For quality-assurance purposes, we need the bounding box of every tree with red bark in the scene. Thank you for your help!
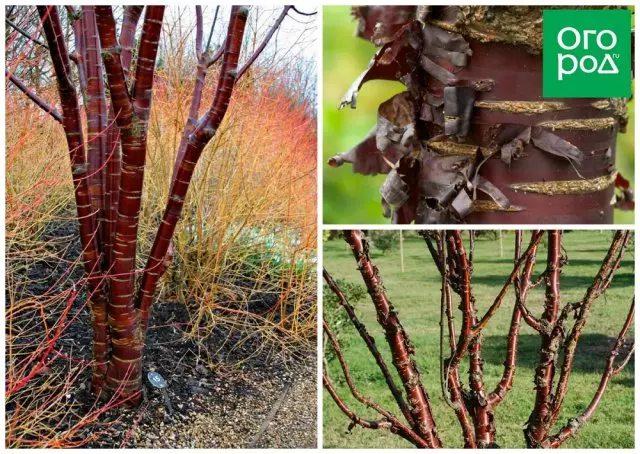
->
[324,230,633,448]
[6,5,310,406]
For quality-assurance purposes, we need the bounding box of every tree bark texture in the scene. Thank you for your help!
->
[329,6,632,224]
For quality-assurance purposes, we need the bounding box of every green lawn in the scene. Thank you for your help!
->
[323,231,634,448]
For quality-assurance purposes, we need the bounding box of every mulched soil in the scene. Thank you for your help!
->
[6,219,317,449]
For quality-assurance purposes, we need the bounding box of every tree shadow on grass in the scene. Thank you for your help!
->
[481,333,635,384]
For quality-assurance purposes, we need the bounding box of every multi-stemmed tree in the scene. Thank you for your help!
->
[324,230,633,448]
[6,5,308,406]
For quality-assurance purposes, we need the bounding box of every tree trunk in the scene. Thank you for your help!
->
[329,6,631,224]
[21,5,298,407]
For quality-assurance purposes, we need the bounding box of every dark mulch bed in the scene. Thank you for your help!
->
[6,219,317,448]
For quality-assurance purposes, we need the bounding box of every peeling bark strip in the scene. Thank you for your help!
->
[329,6,633,223]
[16,6,293,406]
[325,230,633,448]
[343,230,441,447]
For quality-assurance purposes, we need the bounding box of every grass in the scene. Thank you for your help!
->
[323,231,634,448]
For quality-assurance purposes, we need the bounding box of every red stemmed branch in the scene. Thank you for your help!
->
[82,6,108,247]
[136,6,249,334]
[120,6,144,82]
[544,298,634,448]
[324,230,633,448]
[172,5,294,181]
[323,320,428,447]
[323,267,416,429]
[342,230,442,447]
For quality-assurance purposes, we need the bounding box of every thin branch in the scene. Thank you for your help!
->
[323,374,393,431]
[236,6,292,80]
[543,299,634,448]
[6,18,49,49]
[204,5,220,53]
[548,230,630,427]
[323,321,426,447]
[6,70,62,123]
[323,268,416,431]
[473,231,545,334]
[291,6,317,16]
[487,230,540,409]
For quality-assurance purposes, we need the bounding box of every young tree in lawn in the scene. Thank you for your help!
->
[328,6,634,223]
[324,230,633,448]
[7,5,302,405]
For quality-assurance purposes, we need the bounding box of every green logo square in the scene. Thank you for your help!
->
[543,9,631,98]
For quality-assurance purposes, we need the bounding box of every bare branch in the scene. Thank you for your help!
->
[543,299,634,448]
[323,268,415,430]
[6,70,62,123]
[548,230,631,427]
[323,321,426,447]
[344,230,441,448]
[237,6,292,81]
[6,18,48,49]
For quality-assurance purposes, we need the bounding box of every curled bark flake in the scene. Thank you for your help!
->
[341,21,422,109]
[377,92,417,153]
[420,153,471,206]
[500,126,531,165]
[380,169,410,217]
[473,175,511,210]
[328,128,403,175]
[420,55,458,85]
[530,127,582,166]
[422,23,472,67]
[352,6,417,43]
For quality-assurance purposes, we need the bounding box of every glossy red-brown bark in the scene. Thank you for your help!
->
[344,230,442,448]
[82,6,108,246]
[38,6,109,392]
[137,7,249,334]
[120,6,144,81]
[21,5,289,405]
[325,230,632,448]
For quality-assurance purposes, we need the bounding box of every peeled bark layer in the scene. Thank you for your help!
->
[329,6,632,224]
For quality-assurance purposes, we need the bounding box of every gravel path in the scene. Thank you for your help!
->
[131,360,317,448]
